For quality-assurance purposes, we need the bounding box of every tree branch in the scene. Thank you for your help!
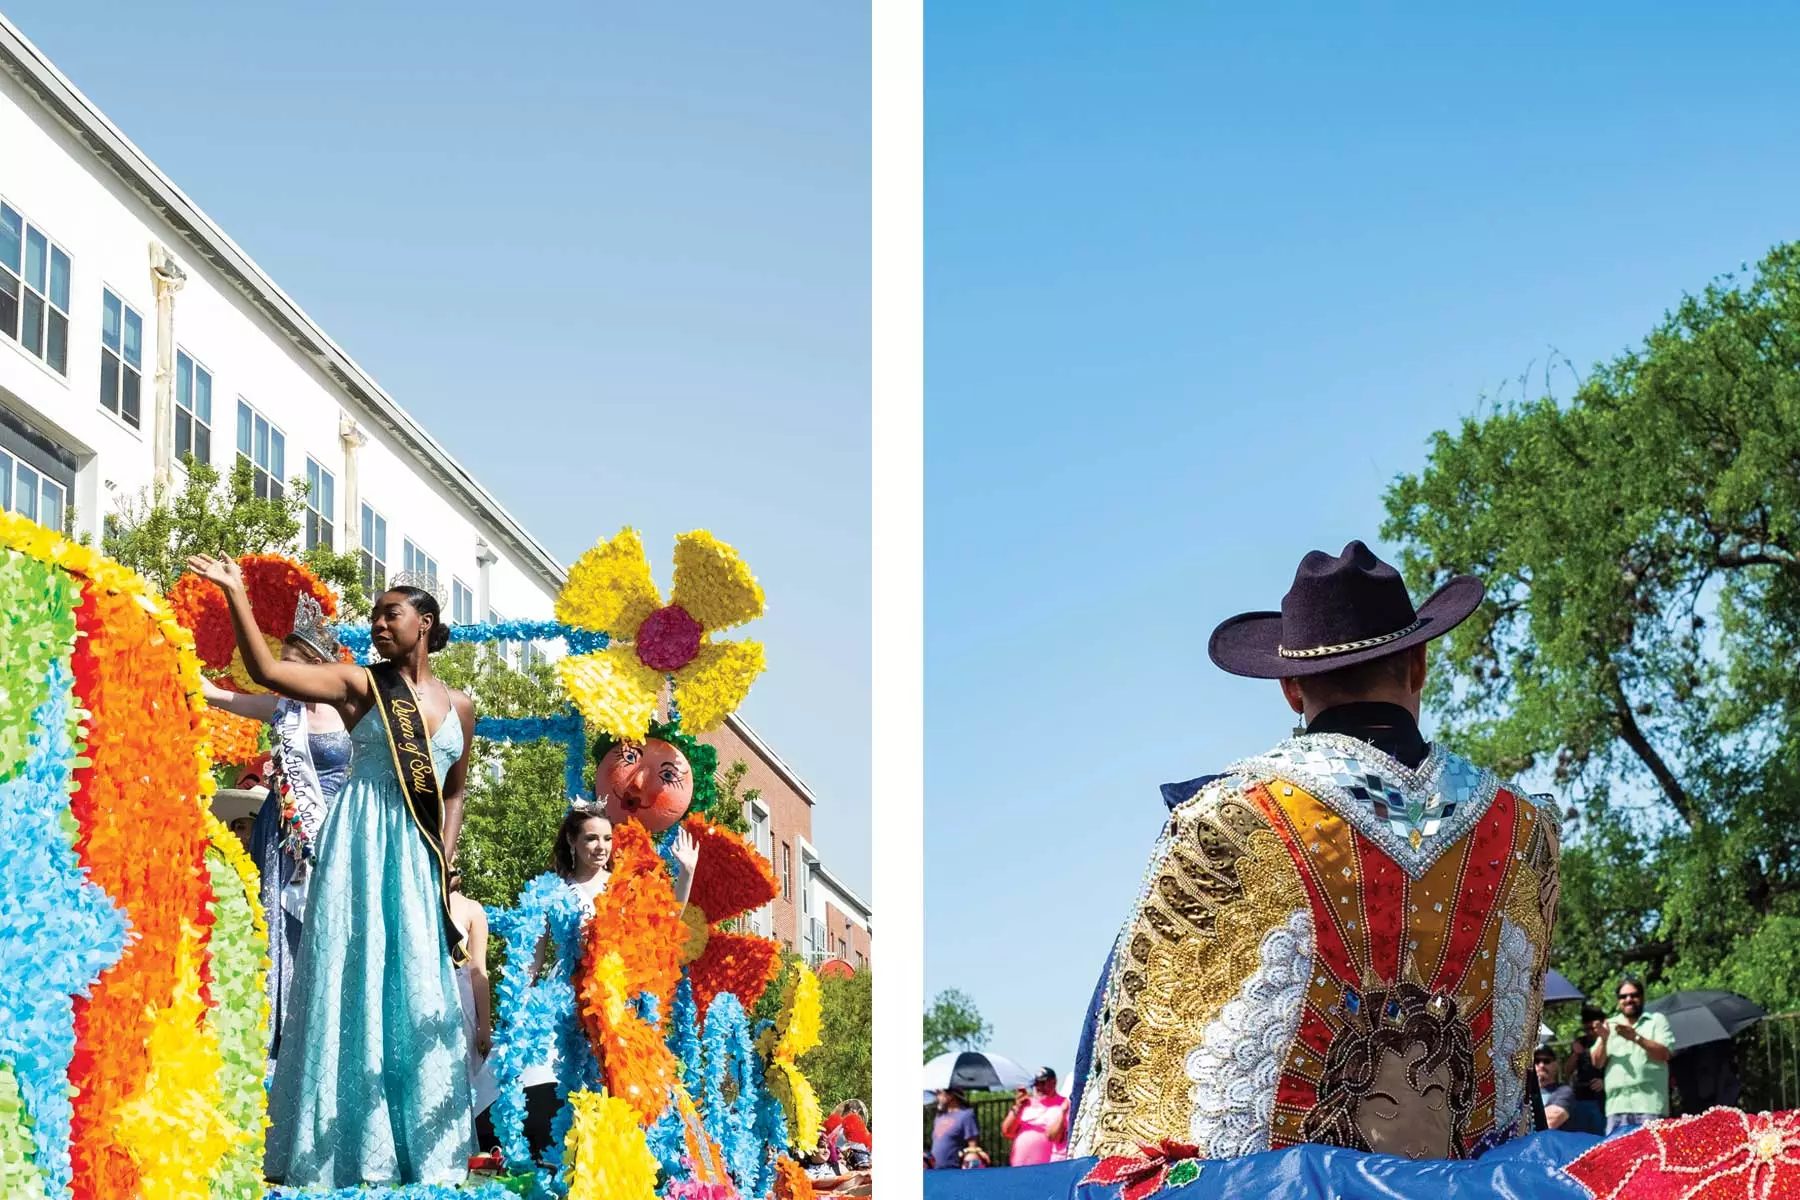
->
[1608,684,1702,828]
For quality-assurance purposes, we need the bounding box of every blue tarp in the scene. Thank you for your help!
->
[923,1132,1602,1200]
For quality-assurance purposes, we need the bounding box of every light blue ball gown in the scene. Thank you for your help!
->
[249,726,353,1066]
[264,710,473,1187]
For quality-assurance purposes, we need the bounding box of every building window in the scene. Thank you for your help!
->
[174,350,213,464]
[452,578,474,626]
[305,459,335,550]
[100,291,144,427]
[0,203,71,375]
[236,400,286,499]
[781,843,792,900]
[487,608,513,666]
[402,539,439,590]
[520,641,545,669]
[0,445,67,532]
[360,503,387,593]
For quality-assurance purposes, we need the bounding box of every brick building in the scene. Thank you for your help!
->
[703,717,871,968]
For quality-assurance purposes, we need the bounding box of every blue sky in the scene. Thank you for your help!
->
[926,3,1800,1079]
[5,1,871,896]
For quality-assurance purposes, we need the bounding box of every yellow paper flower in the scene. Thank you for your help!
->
[555,528,766,739]
[563,1088,660,1200]
[763,963,824,1148]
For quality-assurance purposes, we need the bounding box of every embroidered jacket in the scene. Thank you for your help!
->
[1068,734,1560,1161]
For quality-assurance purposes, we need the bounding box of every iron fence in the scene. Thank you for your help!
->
[1739,1011,1800,1113]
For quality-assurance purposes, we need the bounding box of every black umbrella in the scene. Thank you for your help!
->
[923,1051,1034,1095]
[1543,968,1584,1004]
[1643,989,1766,1051]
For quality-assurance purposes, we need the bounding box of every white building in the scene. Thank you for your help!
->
[0,14,558,626]
[0,16,871,937]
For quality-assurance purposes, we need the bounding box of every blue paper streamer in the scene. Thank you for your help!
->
[264,1184,525,1199]
[333,620,609,657]
[699,994,766,1192]
[487,873,588,1181]
[474,711,593,802]
[0,657,130,1197]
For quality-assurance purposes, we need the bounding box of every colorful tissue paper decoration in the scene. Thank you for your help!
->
[579,823,684,1124]
[0,511,268,1200]
[555,529,766,740]
[201,703,266,768]
[772,1156,815,1200]
[201,817,273,1198]
[474,711,594,802]
[334,617,610,659]
[0,1062,52,1200]
[678,817,783,1017]
[487,806,807,1200]
[762,966,824,1151]
[167,553,343,690]
[168,553,343,767]
[1,513,808,1200]
[486,873,588,1171]
[563,1089,661,1200]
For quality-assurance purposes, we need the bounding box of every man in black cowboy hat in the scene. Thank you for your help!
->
[1066,541,1560,1164]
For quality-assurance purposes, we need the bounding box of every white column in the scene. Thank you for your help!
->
[339,414,366,552]
[474,537,498,617]
[148,244,186,487]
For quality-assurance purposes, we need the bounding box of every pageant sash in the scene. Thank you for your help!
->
[367,661,467,966]
[271,697,326,860]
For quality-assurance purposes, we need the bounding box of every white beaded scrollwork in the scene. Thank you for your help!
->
[1184,910,1314,1158]
[1490,916,1536,1134]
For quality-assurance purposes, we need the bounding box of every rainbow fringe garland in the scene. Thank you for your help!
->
[0,514,822,1199]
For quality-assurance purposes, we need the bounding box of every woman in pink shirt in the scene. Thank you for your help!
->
[1001,1067,1069,1166]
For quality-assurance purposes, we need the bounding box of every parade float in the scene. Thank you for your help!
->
[0,511,827,1200]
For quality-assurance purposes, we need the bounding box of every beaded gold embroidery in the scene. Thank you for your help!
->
[1498,803,1559,1135]
[1077,783,1308,1158]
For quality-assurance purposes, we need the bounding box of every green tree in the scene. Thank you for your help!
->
[801,969,873,1114]
[435,643,573,920]
[755,949,807,1029]
[103,457,366,610]
[1382,241,1800,1013]
[709,759,759,836]
[924,988,991,1059]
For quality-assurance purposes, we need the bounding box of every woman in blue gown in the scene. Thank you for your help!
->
[189,556,478,1188]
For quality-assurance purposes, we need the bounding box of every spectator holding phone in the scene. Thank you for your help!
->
[1001,1067,1069,1166]
[1590,977,1676,1134]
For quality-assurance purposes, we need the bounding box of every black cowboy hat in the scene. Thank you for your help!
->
[1208,540,1483,679]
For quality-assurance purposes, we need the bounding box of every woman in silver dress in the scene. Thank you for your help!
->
[200,593,352,1069]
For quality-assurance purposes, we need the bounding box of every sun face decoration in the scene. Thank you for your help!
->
[554,529,766,742]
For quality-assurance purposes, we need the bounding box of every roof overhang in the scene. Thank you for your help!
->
[0,13,567,594]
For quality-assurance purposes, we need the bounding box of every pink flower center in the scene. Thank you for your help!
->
[636,604,704,672]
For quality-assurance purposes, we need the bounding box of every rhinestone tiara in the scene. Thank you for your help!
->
[385,570,447,613]
[290,593,341,659]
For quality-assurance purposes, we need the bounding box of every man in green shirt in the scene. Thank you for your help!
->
[1589,976,1676,1133]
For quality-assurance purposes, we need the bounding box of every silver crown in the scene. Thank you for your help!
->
[386,570,447,614]
[290,593,341,660]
